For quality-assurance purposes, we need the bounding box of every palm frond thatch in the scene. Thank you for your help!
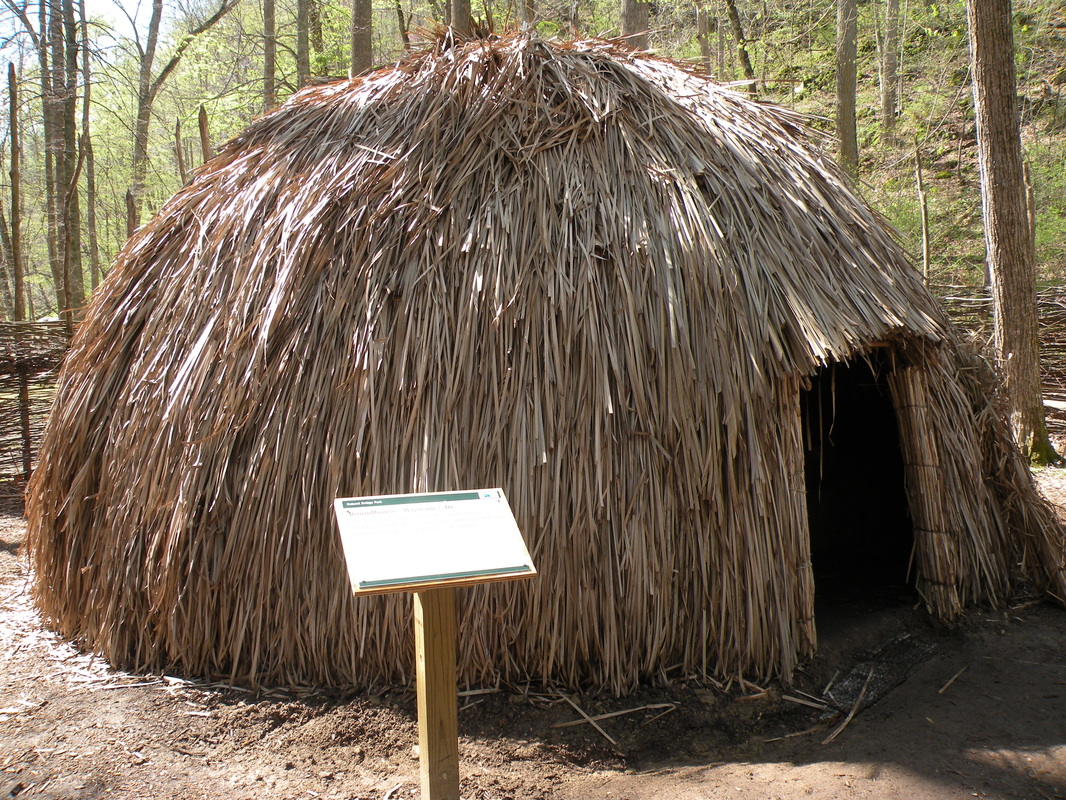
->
[26,36,1066,694]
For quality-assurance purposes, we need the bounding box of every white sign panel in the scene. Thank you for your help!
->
[333,488,537,594]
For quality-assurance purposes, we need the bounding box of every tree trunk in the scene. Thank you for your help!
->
[723,0,755,91]
[451,0,471,37]
[44,0,67,317]
[880,0,900,143]
[125,190,137,240]
[967,0,1059,463]
[8,65,24,321]
[620,0,649,49]
[519,0,535,29]
[130,0,164,229]
[297,0,310,84]
[60,0,83,313]
[697,4,713,74]
[0,202,16,319]
[174,119,188,184]
[263,0,276,109]
[309,0,323,58]
[79,0,100,294]
[836,0,859,175]
[396,0,411,49]
[351,0,373,75]
[198,104,212,163]
[129,0,237,227]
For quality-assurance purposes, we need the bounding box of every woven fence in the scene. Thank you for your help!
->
[0,322,70,494]
[934,285,1066,433]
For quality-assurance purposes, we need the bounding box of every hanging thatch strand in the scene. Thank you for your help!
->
[26,36,1065,694]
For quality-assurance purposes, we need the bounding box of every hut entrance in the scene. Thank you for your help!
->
[801,355,916,625]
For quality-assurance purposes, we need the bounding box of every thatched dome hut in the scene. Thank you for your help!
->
[28,36,1065,693]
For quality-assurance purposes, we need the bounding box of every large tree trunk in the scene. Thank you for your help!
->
[263,0,276,109]
[350,0,372,75]
[451,0,472,36]
[836,0,859,175]
[723,0,755,91]
[880,0,900,144]
[620,0,649,50]
[967,0,1059,463]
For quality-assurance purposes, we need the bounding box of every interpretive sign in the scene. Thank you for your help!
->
[333,488,537,800]
[333,488,536,594]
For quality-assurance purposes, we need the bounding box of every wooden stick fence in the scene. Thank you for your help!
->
[0,321,70,489]
[934,285,1066,431]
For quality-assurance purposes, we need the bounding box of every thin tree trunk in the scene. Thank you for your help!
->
[0,201,16,318]
[8,64,24,321]
[880,0,900,143]
[697,4,713,73]
[915,144,930,281]
[174,119,188,184]
[836,0,859,175]
[263,0,276,109]
[519,0,534,29]
[620,0,650,49]
[44,0,66,317]
[309,0,323,58]
[723,0,755,91]
[396,0,411,49]
[297,0,310,84]
[130,0,237,227]
[130,0,163,229]
[717,1,726,78]
[125,189,136,240]
[198,104,211,163]
[351,0,372,75]
[61,0,83,312]
[967,0,1058,463]
[79,0,99,294]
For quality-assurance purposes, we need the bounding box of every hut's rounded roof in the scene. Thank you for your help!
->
[29,36,961,691]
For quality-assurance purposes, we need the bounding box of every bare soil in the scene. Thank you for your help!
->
[3,467,1066,800]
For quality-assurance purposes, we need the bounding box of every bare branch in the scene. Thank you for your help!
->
[148,0,240,103]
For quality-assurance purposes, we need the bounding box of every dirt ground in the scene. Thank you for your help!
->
[2,465,1066,800]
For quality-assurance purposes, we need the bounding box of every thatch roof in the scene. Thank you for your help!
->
[27,36,1066,694]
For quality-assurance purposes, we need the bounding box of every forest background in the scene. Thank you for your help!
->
[0,0,1063,323]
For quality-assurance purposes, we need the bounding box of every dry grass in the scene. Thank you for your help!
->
[24,35,1066,694]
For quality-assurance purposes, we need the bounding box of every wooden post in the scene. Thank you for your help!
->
[414,588,459,800]
[198,104,212,165]
[17,365,31,480]
[174,118,188,185]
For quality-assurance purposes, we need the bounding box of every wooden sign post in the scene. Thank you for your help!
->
[334,489,537,800]
[414,588,458,797]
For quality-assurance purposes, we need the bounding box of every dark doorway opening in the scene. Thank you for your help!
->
[801,355,916,625]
